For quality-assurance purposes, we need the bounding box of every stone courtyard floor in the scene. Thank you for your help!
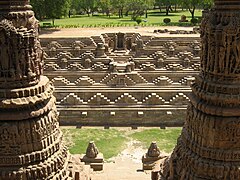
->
[40,26,200,38]
[91,140,151,180]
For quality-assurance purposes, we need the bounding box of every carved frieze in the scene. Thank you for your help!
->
[160,1,240,179]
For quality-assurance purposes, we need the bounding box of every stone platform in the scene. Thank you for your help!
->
[41,33,200,127]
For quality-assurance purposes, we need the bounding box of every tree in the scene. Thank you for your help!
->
[30,0,45,20]
[30,0,71,24]
[128,0,145,20]
[98,0,112,17]
[71,0,82,14]
[181,0,204,19]
[202,0,214,9]
[155,0,173,16]
[78,0,96,16]
[45,0,71,25]
[143,0,155,18]
[111,0,126,18]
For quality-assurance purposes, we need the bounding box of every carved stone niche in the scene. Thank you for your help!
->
[56,51,73,69]
[152,51,167,68]
[114,32,126,51]
[164,40,177,56]
[71,41,86,57]
[95,43,107,58]
[0,20,43,89]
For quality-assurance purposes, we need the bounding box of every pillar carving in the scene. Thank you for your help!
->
[0,1,89,179]
[160,0,240,179]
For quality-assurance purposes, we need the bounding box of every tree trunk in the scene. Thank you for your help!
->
[106,9,110,17]
[145,9,148,18]
[118,9,121,18]
[166,6,170,16]
[52,19,55,26]
[189,7,195,19]
[87,11,90,17]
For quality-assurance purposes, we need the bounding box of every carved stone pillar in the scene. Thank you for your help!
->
[0,1,89,179]
[160,0,240,179]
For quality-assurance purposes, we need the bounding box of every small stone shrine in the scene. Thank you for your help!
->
[81,141,104,171]
[142,142,162,170]
[0,0,89,179]
[159,0,240,179]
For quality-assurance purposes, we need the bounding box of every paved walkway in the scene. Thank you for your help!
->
[40,26,200,38]
[91,140,151,180]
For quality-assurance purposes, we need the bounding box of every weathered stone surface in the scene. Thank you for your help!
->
[81,142,104,171]
[142,142,163,170]
[41,35,200,127]
[0,1,90,179]
[159,0,240,179]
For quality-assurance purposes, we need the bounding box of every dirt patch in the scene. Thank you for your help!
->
[40,26,200,38]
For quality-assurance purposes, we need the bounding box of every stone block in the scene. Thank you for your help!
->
[81,153,104,171]
[138,111,144,117]
[81,112,88,117]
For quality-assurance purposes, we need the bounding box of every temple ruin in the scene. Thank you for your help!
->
[159,0,240,179]
[0,1,89,179]
[41,34,201,127]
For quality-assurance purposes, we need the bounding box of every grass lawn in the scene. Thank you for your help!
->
[61,127,182,159]
[130,128,182,153]
[61,128,127,159]
[40,10,203,28]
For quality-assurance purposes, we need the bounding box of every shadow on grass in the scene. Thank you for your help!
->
[119,19,135,22]
[148,13,179,17]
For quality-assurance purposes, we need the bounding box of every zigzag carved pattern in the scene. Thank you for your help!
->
[52,76,95,86]
[88,93,111,105]
[51,76,194,86]
[59,93,86,105]
[58,93,190,105]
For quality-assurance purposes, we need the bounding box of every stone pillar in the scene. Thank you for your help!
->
[0,1,89,179]
[95,43,107,58]
[160,0,240,179]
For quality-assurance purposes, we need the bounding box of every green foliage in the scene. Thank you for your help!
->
[181,0,207,18]
[135,17,142,24]
[191,18,198,25]
[30,0,45,20]
[73,0,97,16]
[130,128,182,153]
[202,0,214,9]
[39,10,203,28]
[163,17,171,24]
[61,128,127,159]
[30,0,71,24]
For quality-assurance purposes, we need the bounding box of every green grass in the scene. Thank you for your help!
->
[61,128,127,159]
[130,128,182,153]
[61,127,182,159]
[40,10,203,28]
